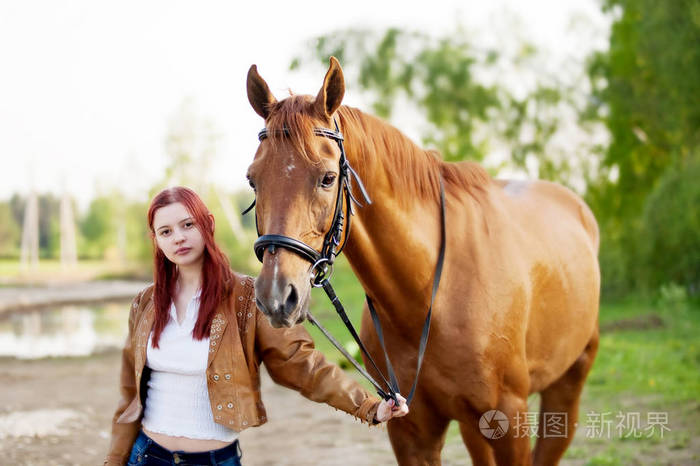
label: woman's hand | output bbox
[375,394,409,423]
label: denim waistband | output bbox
[135,430,241,465]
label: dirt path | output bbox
[1,352,697,465]
[0,352,405,466]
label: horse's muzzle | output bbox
[254,279,308,328]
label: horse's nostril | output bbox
[283,284,298,314]
[255,298,269,315]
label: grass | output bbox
[303,258,700,464]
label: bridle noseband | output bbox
[247,120,371,286]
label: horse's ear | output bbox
[247,65,277,119]
[315,56,345,118]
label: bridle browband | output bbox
[244,119,446,406]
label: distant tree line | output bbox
[0,99,259,275]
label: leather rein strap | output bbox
[245,119,446,405]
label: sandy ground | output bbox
[0,351,406,466]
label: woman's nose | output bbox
[174,229,186,243]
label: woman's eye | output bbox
[320,172,337,188]
[160,229,170,236]
[184,222,193,228]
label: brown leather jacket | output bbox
[104,273,380,465]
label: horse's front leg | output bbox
[386,392,450,466]
[488,389,532,466]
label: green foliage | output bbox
[124,200,152,263]
[38,195,61,258]
[294,28,574,182]
[79,194,153,263]
[80,196,117,259]
[639,158,700,294]
[299,28,501,162]
[585,0,700,296]
[0,202,21,258]
[9,193,61,259]
[585,0,700,219]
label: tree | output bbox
[584,0,700,294]
[639,156,700,293]
[80,196,117,260]
[292,28,589,187]
[10,193,61,259]
[0,201,21,258]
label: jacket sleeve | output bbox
[103,291,143,466]
[255,308,381,424]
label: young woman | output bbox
[104,187,407,466]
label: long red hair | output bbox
[147,187,233,348]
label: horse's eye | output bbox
[248,178,256,191]
[320,172,337,188]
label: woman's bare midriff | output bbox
[143,429,234,452]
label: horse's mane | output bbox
[264,95,491,206]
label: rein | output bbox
[244,119,446,405]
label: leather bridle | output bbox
[244,120,371,285]
[244,119,446,406]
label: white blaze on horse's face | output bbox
[245,58,346,328]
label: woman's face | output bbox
[152,202,206,267]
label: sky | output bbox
[0,0,611,211]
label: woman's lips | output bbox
[175,247,191,255]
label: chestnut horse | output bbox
[245,57,600,466]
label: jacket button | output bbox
[225,374,231,380]
[227,402,233,409]
[238,296,243,301]
[242,420,248,426]
[217,404,223,410]
[213,374,219,381]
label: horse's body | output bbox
[246,58,600,465]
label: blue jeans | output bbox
[127,431,242,466]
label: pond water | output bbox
[0,301,131,359]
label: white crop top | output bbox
[142,290,238,442]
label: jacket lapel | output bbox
[207,302,229,367]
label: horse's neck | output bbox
[342,124,447,316]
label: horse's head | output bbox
[246,57,348,328]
